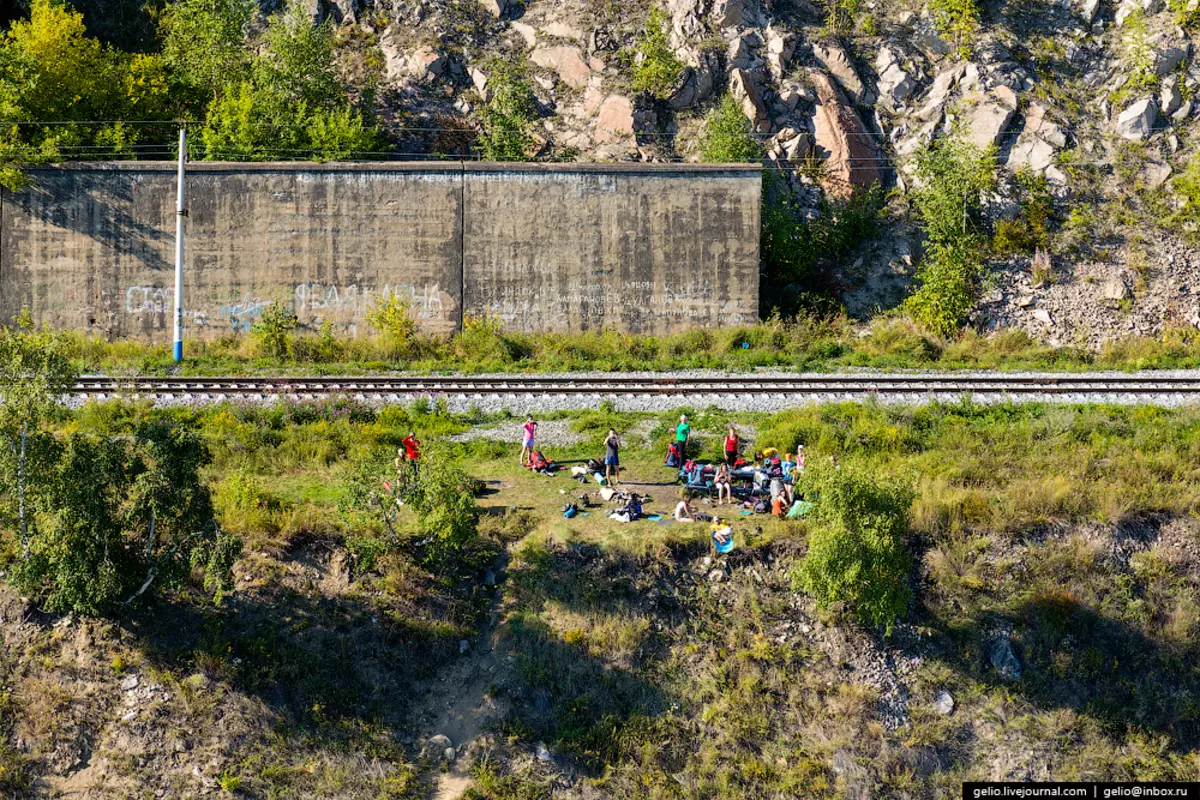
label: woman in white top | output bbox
[674,490,697,522]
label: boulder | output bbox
[965,93,1016,150]
[810,71,882,198]
[934,691,955,715]
[730,68,772,133]
[1115,97,1158,140]
[712,0,747,27]
[783,132,812,161]
[1022,102,1067,148]
[1007,138,1057,173]
[1161,76,1183,117]
[668,51,718,110]
[912,21,952,59]
[380,27,406,82]
[531,46,592,88]
[595,95,636,143]
[541,21,584,40]
[470,68,489,99]
[1078,0,1101,22]
[875,46,915,107]
[422,734,453,759]
[328,0,358,23]
[1174,100,1194,122]
[765,26,797,81]
[1100,275,1131,306]
[478,0,513,18]
[406,47,448,83]
[1154,46,1189,77]
[812,43,867,104]
[878,63,916,108]
[727,31,763,71]
[1142,160,1173,190]
[510,21,538,48]
[1115,0,1139,25]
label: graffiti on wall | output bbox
[123,281,455,334]
[293,282,449,321]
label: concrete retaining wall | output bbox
[0,162,760,339]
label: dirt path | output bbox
[413,560,511,800]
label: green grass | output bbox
[59,315,1200,376]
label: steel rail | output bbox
[68,374,1200,397]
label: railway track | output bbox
[70,373,1200,398]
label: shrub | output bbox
[905,133,997,337]
[929,0,981,58]
[478,61,537,161]
[822,0,863,35]
[1171,152,1200,241]
[697,94,763,163]
[365,294,418,355]
[631,6,684,100]
[992,171,1054,256]
[791,464,915,634]
[250,301,298,359]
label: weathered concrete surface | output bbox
[0,161,761,340]
[462,164,761,334]
[1,163,463,338]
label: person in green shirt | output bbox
[675,414,691,458]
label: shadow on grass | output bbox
[498,541,681,772]
[122,543,489,743]
[925,595,1200,750]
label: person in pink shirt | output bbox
[520,414,538,468]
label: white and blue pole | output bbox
[173,126,187,363]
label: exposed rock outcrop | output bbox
[810,71,882,198]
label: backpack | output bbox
[562,503,579,519]
[530,451,550,470]
[665,442,682,468]
[753,498,771,514]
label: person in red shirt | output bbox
[724,424,740,466]
[401,432,421,462]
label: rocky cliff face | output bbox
[329,0,1200,344]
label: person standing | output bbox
[520,414,537,468]
[401,431,421,462]
[724,424,740,466]
[675,414,691,459]
[604,428,621,487]
[796,445,806,472]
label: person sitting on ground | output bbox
[772,490,788,516]
[724,424,739,466]
[714,463,732,505]
[675,414,691,459]
[604,428,621,487]
[520,414,537,468]
[675,489,698,523]
[711,521,734,550]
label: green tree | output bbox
[0,0,177,188]
[697,94,763,163]
[929,0,981,59]
[0,311,75,561]
[905,133,997,336]
[791,464,914,634]
[12,425,239,614]
[197,0,378,160]
[631,6,684,100]
[478,62,536,161]
[159,0,256,98]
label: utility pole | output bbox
[173,126,187,363]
